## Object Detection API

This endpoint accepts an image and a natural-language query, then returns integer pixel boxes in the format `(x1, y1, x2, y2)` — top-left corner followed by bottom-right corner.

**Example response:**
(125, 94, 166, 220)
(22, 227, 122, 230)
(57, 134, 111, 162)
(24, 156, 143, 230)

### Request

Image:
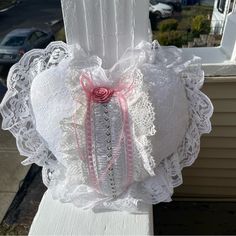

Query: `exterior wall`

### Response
(175, 77, 236, 200)
(210, 0, 231, 34)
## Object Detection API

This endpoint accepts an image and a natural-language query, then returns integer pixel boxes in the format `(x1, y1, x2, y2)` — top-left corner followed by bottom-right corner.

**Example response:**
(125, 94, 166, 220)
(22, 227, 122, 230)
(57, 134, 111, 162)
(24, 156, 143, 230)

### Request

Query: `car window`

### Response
(28, 32, 38, 44)
(150, 0, 159, 5)
(0, 36, 26, 46)
(35, 31, 47, 39)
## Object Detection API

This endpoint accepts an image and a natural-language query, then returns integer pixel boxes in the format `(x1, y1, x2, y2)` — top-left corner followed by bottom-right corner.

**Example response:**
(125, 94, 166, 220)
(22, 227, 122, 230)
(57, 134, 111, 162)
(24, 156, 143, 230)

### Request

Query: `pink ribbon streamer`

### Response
(74, 73, 134, 192)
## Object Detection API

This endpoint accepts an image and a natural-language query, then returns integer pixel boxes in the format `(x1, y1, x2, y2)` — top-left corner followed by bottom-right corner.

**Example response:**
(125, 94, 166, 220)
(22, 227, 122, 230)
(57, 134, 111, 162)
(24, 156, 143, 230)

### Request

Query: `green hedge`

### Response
(159, 19, 178, 32)
(156, 31, 185, 47)
(191, 15, 210, 37)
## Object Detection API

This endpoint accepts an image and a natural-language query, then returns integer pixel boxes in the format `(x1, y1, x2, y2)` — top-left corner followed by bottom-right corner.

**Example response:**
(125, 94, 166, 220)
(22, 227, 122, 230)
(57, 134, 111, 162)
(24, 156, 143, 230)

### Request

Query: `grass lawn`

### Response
(0, 0, 17, 10)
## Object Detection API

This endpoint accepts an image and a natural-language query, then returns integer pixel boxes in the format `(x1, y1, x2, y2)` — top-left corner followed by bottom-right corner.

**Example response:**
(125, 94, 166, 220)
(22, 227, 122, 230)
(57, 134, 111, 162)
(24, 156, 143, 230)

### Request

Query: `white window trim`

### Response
(182, 10, 236, 76)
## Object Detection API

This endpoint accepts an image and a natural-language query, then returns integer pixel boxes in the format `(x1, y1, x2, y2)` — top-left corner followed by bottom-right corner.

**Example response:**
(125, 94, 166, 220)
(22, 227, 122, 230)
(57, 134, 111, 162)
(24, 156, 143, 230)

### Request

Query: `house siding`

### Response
(175, 77, 236, 200)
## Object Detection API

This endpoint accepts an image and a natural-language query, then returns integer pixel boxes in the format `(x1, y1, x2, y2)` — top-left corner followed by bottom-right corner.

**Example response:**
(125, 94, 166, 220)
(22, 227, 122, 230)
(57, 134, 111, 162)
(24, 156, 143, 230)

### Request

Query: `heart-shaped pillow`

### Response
(0, 41, 213, 211)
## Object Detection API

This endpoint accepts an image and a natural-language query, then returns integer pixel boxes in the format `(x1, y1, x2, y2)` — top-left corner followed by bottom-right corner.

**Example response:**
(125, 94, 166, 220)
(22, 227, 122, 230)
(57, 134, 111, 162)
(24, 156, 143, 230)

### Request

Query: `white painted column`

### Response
(29, 1, 154, 235)
(29, 191, 153, 236)
(61, 0, 150, 69)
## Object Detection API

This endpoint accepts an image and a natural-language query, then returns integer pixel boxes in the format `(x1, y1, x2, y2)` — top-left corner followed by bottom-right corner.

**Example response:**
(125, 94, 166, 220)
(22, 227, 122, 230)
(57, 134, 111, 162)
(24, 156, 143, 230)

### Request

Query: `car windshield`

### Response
(1, 36, 26, 46)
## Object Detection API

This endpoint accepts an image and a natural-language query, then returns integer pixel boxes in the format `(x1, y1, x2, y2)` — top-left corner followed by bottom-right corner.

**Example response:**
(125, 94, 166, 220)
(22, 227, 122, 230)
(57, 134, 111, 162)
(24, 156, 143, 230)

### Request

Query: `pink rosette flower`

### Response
(92, 87, 114, 103)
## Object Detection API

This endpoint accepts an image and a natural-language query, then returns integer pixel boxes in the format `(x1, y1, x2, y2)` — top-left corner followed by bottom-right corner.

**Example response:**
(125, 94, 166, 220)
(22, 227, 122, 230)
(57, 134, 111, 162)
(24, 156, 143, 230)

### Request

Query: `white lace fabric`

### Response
(0, 40, 213, 212)
(60, 67, 156, 197)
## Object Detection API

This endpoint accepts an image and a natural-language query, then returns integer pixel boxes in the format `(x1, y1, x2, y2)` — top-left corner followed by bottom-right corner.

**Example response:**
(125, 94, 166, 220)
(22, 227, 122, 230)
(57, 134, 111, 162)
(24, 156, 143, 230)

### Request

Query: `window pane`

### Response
(28, 33, 38, 44)
(35, 31, 46, 39)
(217, 0, 226, 13)
(150, 0, 158, 5)
(1, 36, 26, 46)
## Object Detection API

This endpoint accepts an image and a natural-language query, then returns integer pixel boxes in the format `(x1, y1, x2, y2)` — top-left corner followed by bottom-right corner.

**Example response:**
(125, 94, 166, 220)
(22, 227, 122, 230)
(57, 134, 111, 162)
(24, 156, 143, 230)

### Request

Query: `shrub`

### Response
(156, 31, 184, 47)
(159, 19, 178, 32)
(191, 15, 210, 37)
(177, 20, 191, 31)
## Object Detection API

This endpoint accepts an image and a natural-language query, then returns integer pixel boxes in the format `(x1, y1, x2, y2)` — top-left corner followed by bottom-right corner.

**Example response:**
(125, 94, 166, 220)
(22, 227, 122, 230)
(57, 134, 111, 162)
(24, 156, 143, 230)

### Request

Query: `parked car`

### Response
(150, 0, 181, 12)
(0, 0, 20, 13)
(0, 79, 7, 102)
(149, 1, 173, 18)
(0, 28, 55, 66)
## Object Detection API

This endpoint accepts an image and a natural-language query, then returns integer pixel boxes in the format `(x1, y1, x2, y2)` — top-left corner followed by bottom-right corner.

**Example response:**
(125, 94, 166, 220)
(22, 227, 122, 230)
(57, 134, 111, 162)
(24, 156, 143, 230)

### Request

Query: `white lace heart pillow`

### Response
(0, 41, 213, 211)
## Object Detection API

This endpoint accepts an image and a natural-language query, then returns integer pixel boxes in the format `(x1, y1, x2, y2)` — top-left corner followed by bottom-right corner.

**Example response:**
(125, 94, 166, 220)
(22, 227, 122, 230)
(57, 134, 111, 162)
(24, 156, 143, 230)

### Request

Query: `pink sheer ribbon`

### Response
(74, 73, 134, 192)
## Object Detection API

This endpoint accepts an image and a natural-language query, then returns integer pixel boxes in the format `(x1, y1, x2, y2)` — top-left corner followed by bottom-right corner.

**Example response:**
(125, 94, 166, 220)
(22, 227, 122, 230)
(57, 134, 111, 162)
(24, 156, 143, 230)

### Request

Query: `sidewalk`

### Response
(0, 117, 30, 223)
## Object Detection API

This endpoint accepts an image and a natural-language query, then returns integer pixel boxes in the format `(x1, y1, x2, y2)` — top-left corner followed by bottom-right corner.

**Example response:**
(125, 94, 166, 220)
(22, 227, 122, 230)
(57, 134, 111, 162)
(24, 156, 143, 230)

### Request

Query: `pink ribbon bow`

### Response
(74, 73, 134, 193)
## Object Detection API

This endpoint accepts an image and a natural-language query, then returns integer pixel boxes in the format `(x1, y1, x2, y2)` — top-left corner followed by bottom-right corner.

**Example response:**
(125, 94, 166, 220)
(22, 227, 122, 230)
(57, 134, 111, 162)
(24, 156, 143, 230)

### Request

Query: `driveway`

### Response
(0, 0, 62, 82)
(0, 1, 62, 221)
(0, 0, 62, 39)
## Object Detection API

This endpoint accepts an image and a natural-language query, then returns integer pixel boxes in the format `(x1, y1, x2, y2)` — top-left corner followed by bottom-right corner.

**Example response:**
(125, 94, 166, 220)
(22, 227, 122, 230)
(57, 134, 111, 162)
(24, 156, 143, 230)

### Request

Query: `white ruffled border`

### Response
(135, 43, 214, 205)
(0, 41, 213, 211)
(0, 41, 70, 186)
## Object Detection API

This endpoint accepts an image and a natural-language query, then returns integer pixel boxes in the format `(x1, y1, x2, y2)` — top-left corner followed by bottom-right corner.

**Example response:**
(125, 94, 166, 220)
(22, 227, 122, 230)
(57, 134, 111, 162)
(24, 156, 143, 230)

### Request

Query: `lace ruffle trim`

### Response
(0, 42, 70, 186)
(140, 46, 214, 204)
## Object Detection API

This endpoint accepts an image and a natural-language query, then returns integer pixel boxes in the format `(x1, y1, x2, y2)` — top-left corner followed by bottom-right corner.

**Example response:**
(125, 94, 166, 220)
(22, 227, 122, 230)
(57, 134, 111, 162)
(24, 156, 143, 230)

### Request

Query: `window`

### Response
(217, 0, 227, 13)
(28, 33, 38, 45)
(150, 0, 158, 5)
(35, 31, 47, 39)
(1, 36, 26, 46)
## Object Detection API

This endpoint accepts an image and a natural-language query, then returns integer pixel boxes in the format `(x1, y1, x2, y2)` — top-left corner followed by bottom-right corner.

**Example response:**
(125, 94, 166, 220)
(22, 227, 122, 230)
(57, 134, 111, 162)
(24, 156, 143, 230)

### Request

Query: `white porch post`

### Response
(61, 0, 150, 68)
(29, 191, 153, 235)
(29, 1, 154, 235)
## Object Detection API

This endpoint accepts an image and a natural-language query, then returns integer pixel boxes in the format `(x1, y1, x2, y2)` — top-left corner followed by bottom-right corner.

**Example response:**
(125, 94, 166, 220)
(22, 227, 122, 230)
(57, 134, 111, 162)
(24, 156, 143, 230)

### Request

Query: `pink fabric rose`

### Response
(92, 87, 114, 103)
